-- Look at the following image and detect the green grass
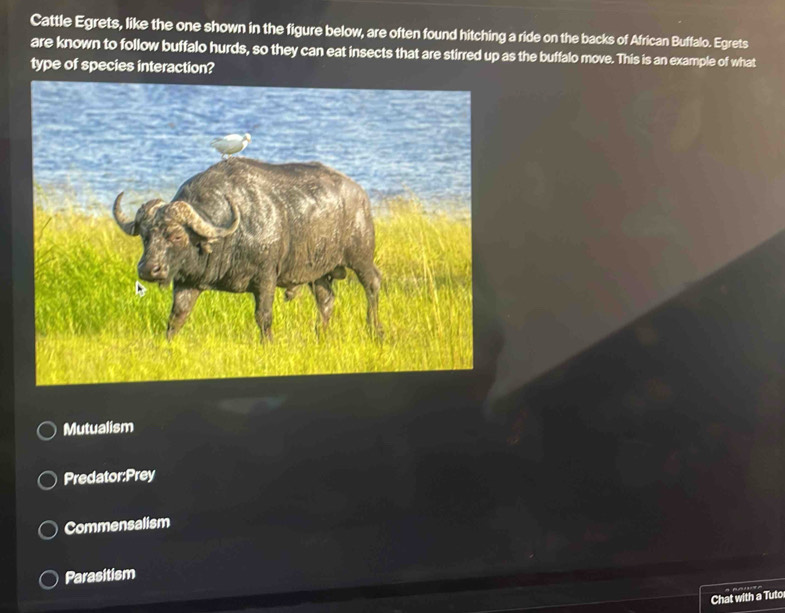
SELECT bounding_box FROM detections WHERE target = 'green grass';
[34,193,473,385]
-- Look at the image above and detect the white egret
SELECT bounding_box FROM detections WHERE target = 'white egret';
[211,133,251,158]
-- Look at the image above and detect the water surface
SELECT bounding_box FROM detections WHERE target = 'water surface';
[32,81,471,209]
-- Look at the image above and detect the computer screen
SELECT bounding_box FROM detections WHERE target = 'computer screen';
[1,1,784,612]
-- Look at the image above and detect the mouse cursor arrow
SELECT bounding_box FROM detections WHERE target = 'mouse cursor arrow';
[135,281,147,298]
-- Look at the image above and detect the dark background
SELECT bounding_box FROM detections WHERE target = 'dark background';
[4,0,785,611]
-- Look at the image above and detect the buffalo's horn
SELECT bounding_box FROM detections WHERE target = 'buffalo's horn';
[112,192,138,236]
[168,198,240,239]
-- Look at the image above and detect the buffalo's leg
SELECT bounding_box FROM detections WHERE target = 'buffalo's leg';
[167,284,201,341]
[352,263,383,338]
[310,276,335,334]
[252,278,276,343]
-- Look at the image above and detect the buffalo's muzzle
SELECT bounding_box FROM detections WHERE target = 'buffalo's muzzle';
[138,262,168,282]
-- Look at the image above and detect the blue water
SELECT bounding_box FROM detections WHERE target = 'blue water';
[31,81,471,209]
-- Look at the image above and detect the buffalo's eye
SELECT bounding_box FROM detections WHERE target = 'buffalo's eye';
[166,230,187,245]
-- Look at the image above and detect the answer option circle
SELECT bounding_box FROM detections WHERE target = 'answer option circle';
[38,570,59,590]
[37,471,58,491]
[37,520,58,540]
[36,421,57,441]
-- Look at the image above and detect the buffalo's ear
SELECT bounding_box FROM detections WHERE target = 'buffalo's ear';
[197,239,218,255]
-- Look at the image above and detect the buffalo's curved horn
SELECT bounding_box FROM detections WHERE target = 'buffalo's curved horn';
[112,192,138,236]
[168,198,241,239]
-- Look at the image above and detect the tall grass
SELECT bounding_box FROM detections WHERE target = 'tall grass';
[34,193,473,385]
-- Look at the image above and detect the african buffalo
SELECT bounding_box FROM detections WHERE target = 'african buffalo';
[112,157,382,342]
